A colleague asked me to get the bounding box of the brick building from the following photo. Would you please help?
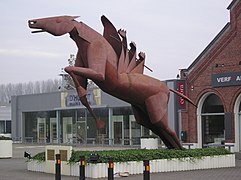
[180,0,241,152]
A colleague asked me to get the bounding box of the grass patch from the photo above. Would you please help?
[32,148,232,163]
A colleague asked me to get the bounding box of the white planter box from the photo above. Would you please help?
[45,145,72,175]
[141,138,158,149]
[27,154,235,178]
[27,160,46,172]
[0,140,12,158]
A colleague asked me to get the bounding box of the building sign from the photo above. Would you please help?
[66,90,97,107]
[177,80,186,110]
[66,93,81,106]
[212,71,241,87]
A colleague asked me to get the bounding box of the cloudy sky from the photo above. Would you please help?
[0,0,232,84]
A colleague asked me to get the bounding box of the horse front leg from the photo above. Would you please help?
[65,67,105,129]
[65,42,107,129]
[65,66,105,82]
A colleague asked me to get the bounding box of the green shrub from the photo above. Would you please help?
[69,148,231,164]
[32,152,45,162]
[32,148,232,164]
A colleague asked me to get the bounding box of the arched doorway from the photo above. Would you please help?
[200,94,225,146]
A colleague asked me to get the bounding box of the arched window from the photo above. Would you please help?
[201,94,224,113]
[201,94,224,145]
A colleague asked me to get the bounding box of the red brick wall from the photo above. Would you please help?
[182,1,241,144]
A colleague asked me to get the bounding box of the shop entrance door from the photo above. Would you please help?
[37,118,46,143]
[76,121,86,143]
[63,117,73,143]
[113,121,123,145]
[200,94,224,147]
[201,115,224,145]
[131,119,141,145]
[50,118,57,143]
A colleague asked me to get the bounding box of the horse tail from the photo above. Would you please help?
[169,88,197,107]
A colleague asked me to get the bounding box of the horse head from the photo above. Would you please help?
[28,15,79,36]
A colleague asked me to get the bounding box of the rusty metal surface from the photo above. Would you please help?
[28,15,195,149]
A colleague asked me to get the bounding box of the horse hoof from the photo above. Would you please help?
[96,119,105,129]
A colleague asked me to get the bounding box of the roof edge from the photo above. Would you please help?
[187,22,230,72]
[227,0,239,10]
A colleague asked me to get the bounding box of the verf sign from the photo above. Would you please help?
[212,71,241,87]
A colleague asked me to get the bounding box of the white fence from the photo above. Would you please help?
[27,154,235,179]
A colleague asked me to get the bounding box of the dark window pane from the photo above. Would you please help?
[201,94,224,113]
[6,121,11,133]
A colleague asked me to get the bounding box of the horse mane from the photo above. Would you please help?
[101,15,145,74]
[101,15,122,60]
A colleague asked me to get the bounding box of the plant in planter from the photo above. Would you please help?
[29,148,234,178]
[0,136,13,158]
[68,148,232,163]
[32,148,233,164]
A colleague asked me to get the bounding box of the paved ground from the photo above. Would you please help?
[0,143,240,180]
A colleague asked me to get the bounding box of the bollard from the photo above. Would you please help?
[143,160,150,180]
[55,154,61,180]
[79,155,85,180]
[108,157,114,180]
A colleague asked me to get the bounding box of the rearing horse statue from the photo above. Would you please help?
[28,15,195,149]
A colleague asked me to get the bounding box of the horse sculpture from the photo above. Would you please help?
[28,15,195,149]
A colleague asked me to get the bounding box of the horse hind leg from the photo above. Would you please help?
[154,118,183,149]
[131,105,174,149]
[151,114,183,149]
[145,92,183,149]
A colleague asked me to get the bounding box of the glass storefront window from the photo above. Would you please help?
[142,127,150,137]
[75,109,86,144]
[123,115,130,145]
[0,121,11,134]
[77,109,85,121]
[24,111,56,143]
[22,106,144,146]
[112,107,141,145]
[113,107,132,115]
[6,121,11,133]
[87,108,108,144]
[201,94,224,113]
[24,112,37,142]
[130,115,141,145]
[60,110,76,143]
[0,121,5,133]
[202,115,224,144]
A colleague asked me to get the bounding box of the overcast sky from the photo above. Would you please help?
[0,0,232,84]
